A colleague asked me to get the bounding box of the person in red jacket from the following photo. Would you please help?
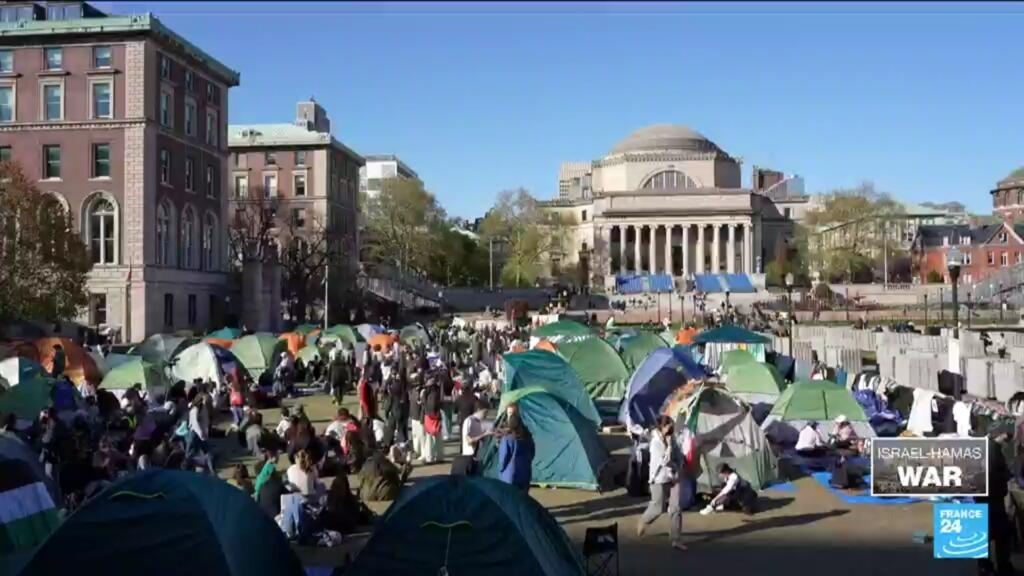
[358,365,378,421]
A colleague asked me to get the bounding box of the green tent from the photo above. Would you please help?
[617,332,669,373]
[207,327,243,340]
[101,359,170,398]
[481,387,608,490]
[399,324,431,346]
[347,476,584,576]
[130,334,197,365]
[761,379,875,440]
[296,345,321,365]
[232,333,287,380]
[720,349,758,375]
[324,324,364,346]
[724,362,785,405]
[16,469,305,576]
[693,325,770,345]
[0,377,57,420]
[293,324,320,335]
[501,350,601,428]
[670,386,778,491]
[531,320,592,340]
[552,336,630,400]
[657,329,677,347]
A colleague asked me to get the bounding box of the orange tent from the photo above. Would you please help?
[534,339,557,353]
[204,337,234,349]
[278,332,305,356]
[33,337,101,385]
[676,327,699,345]
[368,333,397,349]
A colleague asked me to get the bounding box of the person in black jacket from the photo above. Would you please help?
[978,428,1015,576]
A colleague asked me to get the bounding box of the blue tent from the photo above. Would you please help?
[348,476,585,576]
[16,469,304,576]
[619,346,707,431]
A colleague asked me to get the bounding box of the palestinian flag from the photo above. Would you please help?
[0,459,60,555]
[680,384,704,465]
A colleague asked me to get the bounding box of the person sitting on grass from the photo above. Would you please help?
[231,463,254,497]
[358,450,405,502]
[701,463,757,515]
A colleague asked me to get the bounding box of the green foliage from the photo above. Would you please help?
[362,178,447,274]
[0,161,91,323]
[479,188,571,287]
[423,225,489,286]
[926,269,944,284]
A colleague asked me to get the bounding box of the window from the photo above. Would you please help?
[263,173,278,197]
[0,50,12,73]
[1018,252,1023,265]
[206,83,216,104]
[187,294,197,326]
[163,294,174,328]
[87,197,116,264]
[960,236,971,246]
[294,173,306,196]
[1002,252,1009,267]
[581,210,587,222]
[295,150,307,165]
[181,207,195,269]
[184,99,196,137]
[92,46,112,69]
[42,145,60,179]
[999,232,1008,243]
[264,151,276,165]
[184,70,194,91]
[942,236,949,247]
[184,157,195,191]
[42,83,62,120]
[91,81,112,118]
[965,253,972,265]
[0,146,10,162]
[92,143,110,178]
[0,86,13,122]
[160,55,170,79]
[205,110,218,146]
[205,164,215,197]
[641,170,697,190]
[292,208,306,228]
[582,242,589,252]
[202,214,216,270]
[988,252,995,265]
[159,90,172,127]
[234,175,248,198]
[90,294,107,326]
[367,178,381,191]
[156,203,170,265]
[43,47,62,70]
[784,207,791,219]
[159,149,170,184]
[232,152,240,167]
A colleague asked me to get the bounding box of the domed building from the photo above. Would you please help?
[544,124,809,289]
[992,167,1024,221]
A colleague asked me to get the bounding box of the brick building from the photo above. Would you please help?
[0,1,240,341]
[991,167,1024,222]
[228,100,363,326]
[912,222,1024,285]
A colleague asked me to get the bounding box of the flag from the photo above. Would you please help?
[679,384,704,465]
[0,459,60,555]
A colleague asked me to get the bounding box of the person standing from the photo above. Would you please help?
[408,373,425,459]
[329,352,348,406]
[419,376,443,464]
[186,392,211,471]
[977,427,1014,576]
[497,410,534,491]
[50,344,66,379]
[637,415,686,551]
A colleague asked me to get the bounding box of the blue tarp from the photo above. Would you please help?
[694,274,723,293]
[619,346,707,430]
[615,274,674,294]
[722,274,756,293]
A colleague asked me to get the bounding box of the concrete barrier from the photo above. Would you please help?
[964,358,993,398]
[992,361,1023,402]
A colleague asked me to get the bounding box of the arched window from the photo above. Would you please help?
[85,196,117,265]
[180,206,196,269]
[202,212,216,270]
[640,170,697,190]
[156,203,170,266]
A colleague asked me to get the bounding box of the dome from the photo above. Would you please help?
[1000,167,1024,184]
[609,124,719,155]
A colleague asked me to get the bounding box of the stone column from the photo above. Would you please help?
[711,224,721,273]
[665,225,674,276]
[648,226,657,274]
[727,223,736,274]
[744,221,754,274]
[600,226,612,276]
[633,225,642,274]
[681,224,689,276]
[696,225,705,274]
[618,225,626,275]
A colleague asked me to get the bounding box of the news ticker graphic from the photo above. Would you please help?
[934,503,989,559]
[870,437,988,497]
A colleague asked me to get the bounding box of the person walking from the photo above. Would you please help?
[637,415,686,551]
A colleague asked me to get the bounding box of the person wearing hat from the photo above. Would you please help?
[830,414,862,454]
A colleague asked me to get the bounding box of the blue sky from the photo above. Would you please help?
[107,2,1023,218]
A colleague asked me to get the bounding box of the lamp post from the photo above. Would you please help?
[947,247,962,339]
[999,281,1005,323]
[785,272,795,356]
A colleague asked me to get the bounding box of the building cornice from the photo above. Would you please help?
[0,14,240,86]
[594,150,736,168]
[0,118,145,131]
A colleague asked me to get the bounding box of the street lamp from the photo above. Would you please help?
[785,272,795,356]
[999,281,1005,323]
[947,247,962,340]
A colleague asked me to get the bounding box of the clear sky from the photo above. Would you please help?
[104,1,1023,218]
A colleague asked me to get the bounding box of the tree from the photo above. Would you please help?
[277,211,341,323]
[227,188,279,265]
[0,162,91,323]
[422,225,489,286]
[926,269,944,284]
[362,178,446,275]
[804,182,905,282]
[479,188,571,287]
